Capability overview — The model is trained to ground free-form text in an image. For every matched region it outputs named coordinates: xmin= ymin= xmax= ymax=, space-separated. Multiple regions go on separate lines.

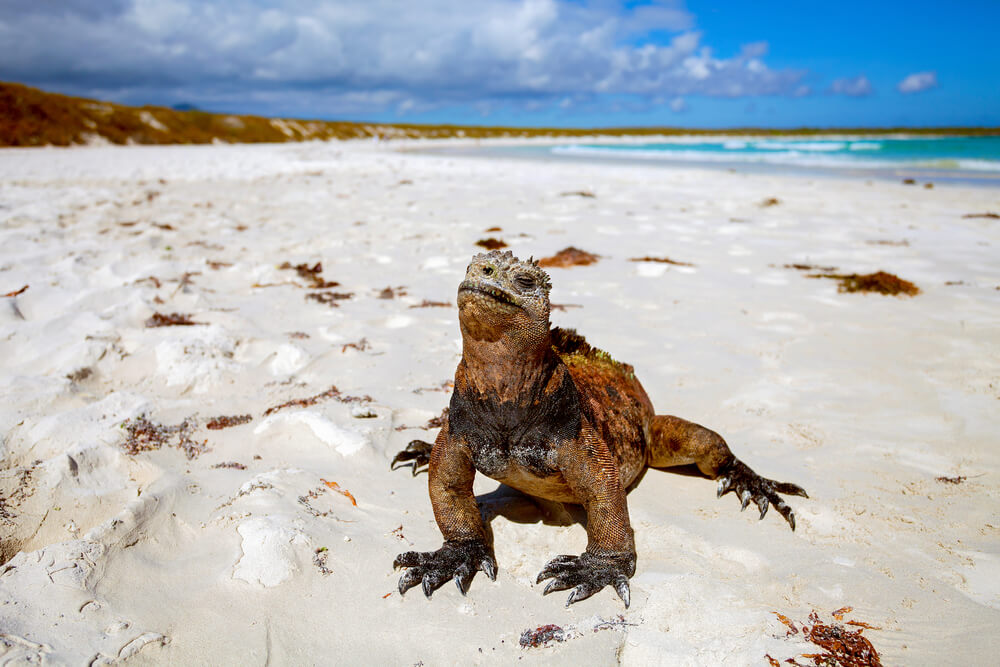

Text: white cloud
xmin=897 ymin=71 xmax=937 ymax=94
xmin=830 ymin=75 xmax=873 ymax=97
xmin=669 ymin=96 xmax=688 ymax=113
xmin=0 ymin=0 xmax=809 ymax=116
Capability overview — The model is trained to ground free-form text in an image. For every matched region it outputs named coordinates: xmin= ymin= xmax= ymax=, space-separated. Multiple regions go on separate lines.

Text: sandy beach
xmin=1 ymin=140 xmax=998 ymax=665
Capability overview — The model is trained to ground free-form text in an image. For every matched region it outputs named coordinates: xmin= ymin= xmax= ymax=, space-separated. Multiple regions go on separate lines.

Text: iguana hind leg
xmin=648 ymin=415 xmax=808 ymax=530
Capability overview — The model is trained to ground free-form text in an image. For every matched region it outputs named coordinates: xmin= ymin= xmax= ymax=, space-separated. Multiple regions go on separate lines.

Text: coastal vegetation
xmin=2 ymin=81 xmax=998 ymax=148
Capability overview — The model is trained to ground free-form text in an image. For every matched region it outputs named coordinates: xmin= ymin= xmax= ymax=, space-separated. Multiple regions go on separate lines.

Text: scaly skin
xmin=392 ymin=250 xmax=807 ymax=607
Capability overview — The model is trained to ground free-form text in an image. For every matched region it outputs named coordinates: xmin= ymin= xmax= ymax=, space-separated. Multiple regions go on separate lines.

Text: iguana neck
xmin=458 ymin=331 xmax=557 ymax=403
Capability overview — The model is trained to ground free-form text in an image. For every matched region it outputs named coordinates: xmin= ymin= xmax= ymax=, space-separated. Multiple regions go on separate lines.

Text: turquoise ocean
xmin=544 ymin=135 xmax=1000 ymax=182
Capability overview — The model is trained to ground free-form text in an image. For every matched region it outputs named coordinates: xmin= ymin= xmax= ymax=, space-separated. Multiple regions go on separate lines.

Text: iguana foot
xmin=716 ymin=459 xmax=808 ymax=530
xmin=536 ymin=552 xmax=634 ymax=608
xmin=394 ymin=540 xmax=497 ymax=597
xmin=390 ymin=439 xmax=433 ymax=476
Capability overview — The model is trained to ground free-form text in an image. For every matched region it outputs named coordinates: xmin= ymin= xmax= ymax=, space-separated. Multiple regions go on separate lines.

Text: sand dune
xmin=1 ymin=140 xmax=998 ymax=664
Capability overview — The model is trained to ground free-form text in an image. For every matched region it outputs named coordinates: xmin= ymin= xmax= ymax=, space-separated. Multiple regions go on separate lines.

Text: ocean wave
xmin=751 ymin=141 xmax=847 ymax=152
xmin=551 ymin=145 xmax=890 ymax=169
xmin=848 ymin=142 xmax=882 ymax=151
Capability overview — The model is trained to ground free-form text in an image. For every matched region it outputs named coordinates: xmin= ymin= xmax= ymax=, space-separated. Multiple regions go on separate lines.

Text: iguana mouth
xmin=459 ymin=282 xmax=520 ymax=307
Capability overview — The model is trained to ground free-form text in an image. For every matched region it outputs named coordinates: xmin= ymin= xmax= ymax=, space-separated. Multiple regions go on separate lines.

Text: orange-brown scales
xmin=392 ymin=250 xmax=807 ymax=607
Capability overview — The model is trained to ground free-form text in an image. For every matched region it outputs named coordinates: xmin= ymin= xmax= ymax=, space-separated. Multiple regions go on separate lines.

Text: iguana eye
xmin=514 ymin=274 xmax=535 ymax=290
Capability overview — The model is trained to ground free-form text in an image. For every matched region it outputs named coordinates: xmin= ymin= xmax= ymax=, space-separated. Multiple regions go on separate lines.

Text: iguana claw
xmin=717 ymin=458 xmax=808 ymax=531
xmin=394 ymin=540 xmax=496 ymax=598
xmin=390 ymin=439 xmax=434 ymax=476
xmin=536 ymin=552 xmax=634 ymax=608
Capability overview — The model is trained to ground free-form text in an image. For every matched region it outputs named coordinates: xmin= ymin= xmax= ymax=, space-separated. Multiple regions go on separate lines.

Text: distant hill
xmin=1 ymin=81 xmax=997 ymax=148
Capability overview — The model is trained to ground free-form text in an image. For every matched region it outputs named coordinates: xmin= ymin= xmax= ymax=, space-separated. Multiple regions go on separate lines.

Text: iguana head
xmin=457 ymin=250 xmax=552 ymax=345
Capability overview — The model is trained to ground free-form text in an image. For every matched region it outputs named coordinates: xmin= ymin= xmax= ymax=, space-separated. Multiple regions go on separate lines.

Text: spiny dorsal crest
xmin=471 ymin=250 xmax=552 ymax=291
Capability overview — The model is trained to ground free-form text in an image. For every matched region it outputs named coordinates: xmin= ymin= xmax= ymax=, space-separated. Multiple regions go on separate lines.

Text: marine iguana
xmin=392 ymin=250 xmax=807 ymax=607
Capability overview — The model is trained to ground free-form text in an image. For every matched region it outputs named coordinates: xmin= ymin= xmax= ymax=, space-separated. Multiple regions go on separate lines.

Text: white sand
xmin=1 ymin=140 xmax=998 ymax=665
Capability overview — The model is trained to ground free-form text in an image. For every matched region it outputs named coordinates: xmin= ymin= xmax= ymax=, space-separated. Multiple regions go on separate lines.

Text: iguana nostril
xmin=482 ymin=266 xmax=494 ymax=275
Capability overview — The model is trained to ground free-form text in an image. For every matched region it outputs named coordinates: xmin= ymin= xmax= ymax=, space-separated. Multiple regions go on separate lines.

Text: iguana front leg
xmin=394 ymin=425 xmax=497 ymax=597
xmin=536 ymin=422 xmax=635 ymax=607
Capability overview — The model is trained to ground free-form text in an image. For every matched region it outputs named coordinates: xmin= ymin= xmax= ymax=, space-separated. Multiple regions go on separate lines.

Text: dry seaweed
xmin=120 ymin=415 xmax=208 ymax=459
xmin=66 ymin=367 xmax=93 ymax=382
xmin=263 ymin=385 xmax=373 ymax=416
xmin=476 ymin=237 xmax=508 ymax=250
xmin=306 ymin=291 xmax=353 ymax=307
xmin=771 ymin=610 xmax=882 ymax=667
xmin=550 ymin=303 xmax=583 ymax=311
xmin=212 ymin=461 xmax=247 ymax=470
xmin=902 ymin=178 xmax=916 ymax=185
xmin=865 ymin=239 xmax=909 ymax=246
xmin=519 ymin=624 xmax=566 ymax=648
xmin=629 ymin=256 xmax=695 ymax=267
xmin=2 ymin=285 xmax=28 ymax=298
xmin=427 ymin=407 xmax=449 ymax=429
xmin=409 ymin=300 xmax=451 ymax=308
xmin=287 ymin=331 xmax=309 ymax=339
xmin=145 ymin=312 xmax=203 ymax=327
xmin=807 ymin=271 xmax=920 ymax=296
xmin=936 ymin=475 xmax=966 ymax=484
xmin=378 ymin=286 xmax=408 ymax=299
xmin=539 ymin=247 xmax=600 ymax=268
xmin=341 ymin=338 xmax=370 ymax=353
xmin=761 ymin=197 xmax=781 ymax=207
xmin=560 ymin=190 xmax=596 ymax=198
xmin=783 ymin=263 xmax=839 ymax=272
xmin=205 ymin=414 xmax=252 ymax=430
xmin=321 ymin=478 xmax=358 ymax=506
xmin=206 ymin=260 xmax=232 ymax=269
xmin=962 ymin=212 xmax=999 ymax=219
xmin=484 ymin=226 xmax=503 ymax=232
xmin=279 ymin=261 xmax=340 ymax=288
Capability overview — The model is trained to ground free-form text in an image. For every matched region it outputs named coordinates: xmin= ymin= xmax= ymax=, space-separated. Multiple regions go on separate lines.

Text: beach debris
xmin=145 ymin=312 xmax=203 ymax=327
xmin=519 ymin=615 xmax=635 ymax=649
xmin=119 ymin=415 xmax=208 ymax=459
xmin=760 ymin=197 xmax=781 ymax=207
xmin=560 ymin=190 xmax=596 ymax=198
xmin=768 ymin=609 xmax=882 ymax=667
xmin=205 ymin=414 xmax=252 ymax=430
xmin=341 ymin=338 xmax=370 ymax=353
xmin=549 ymin=303 xmax=583 ymax=311
xmin=287 ymin=331 xmax=310 ymax=339
xmin=902 ymin=178 xmax=916 ymax=185
xmin=279 ymin=261 xmax=340 ymax=288
xmin=539 ymin=247 xmax=600 ymax=268
xmin=206 ymin=260 xmax=232 ymax=269
xmin=306 ymin=291 xmax=353 ymax=307
xmin=484 ymin=226 xmax=502 ymax=232
xmin=520 ymin=624 xmax=566 ymax=648
xmin=2 ymin=285 xmax=28 ymax=298
xmin=321 ymin=478 xmax=358 ymax=506
xmin=313 ymin=547 xmax=332 ymax=575
xmin=782 ymin=263 xmax=839 ymax=272
xmin=212 ymin=461 xmax=247 ymax=470
xmin=378 ymin=286 xmax=408 ymax=299
xmin=924 ymin=182 xmax=933 ymax=189
xmin=427 ymin=407 xmax=449 ymax=429
xmin=962 ymin=212 xmax=999 ymax=219
xmin=409 ymin=300 xmax=451 ymax=308
xmin=806 ymin=271 xmax=920 ymax=296
xmin=476 ymin=237 xmax=508 ymax=250
xmin=865 ymin=239 xmax=909 ymax=246
xmin=629 ymin=256 xmax=695 ymax=267
xmin=263 ymin=385 xmax=373 ymax=416
xmin=936 ymin=475 xmax=966 ymax=484
xmin=66 ymin=367 xmax=93 ymax=382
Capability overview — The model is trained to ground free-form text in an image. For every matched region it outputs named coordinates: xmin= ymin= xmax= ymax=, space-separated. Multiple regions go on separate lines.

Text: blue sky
xmin=0 ymin=0 xmax=996 ymax=128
